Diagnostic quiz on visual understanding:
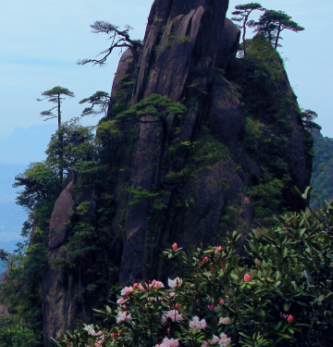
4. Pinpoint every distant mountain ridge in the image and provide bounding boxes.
[310,129,333,207]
